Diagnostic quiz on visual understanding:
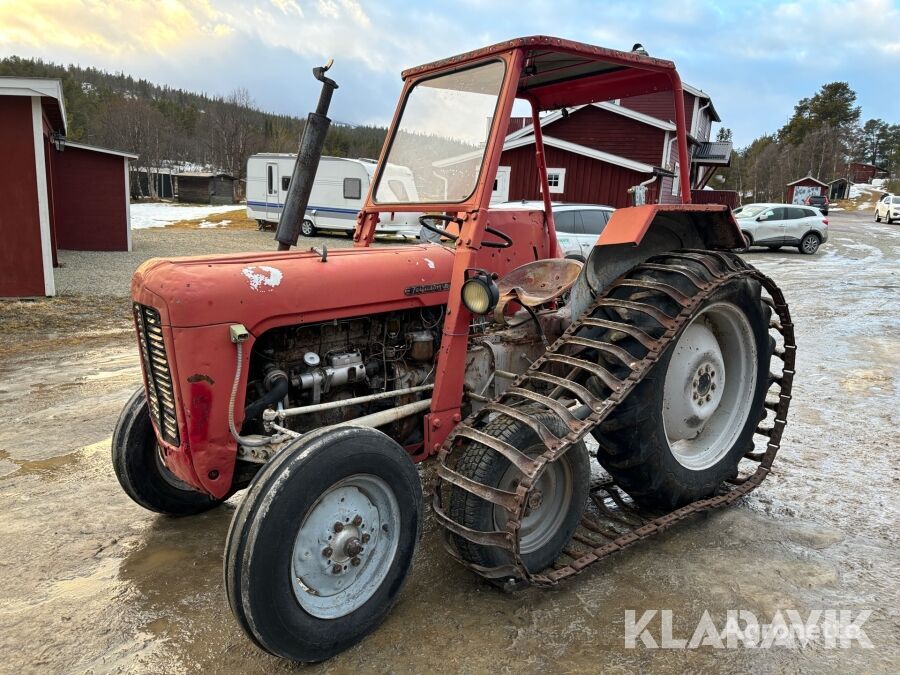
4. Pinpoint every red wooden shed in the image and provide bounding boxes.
[0,77,137,298]
[785,175,828,205]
